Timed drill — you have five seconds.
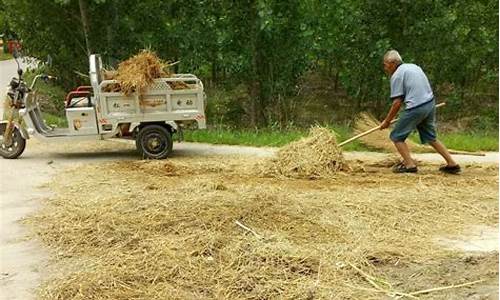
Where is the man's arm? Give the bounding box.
[380,98,403,129]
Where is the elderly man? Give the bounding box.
[380,50,460,174]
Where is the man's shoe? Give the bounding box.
[392,163,418,173]
[439,165,461,174]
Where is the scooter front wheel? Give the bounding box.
[0,127,26,159]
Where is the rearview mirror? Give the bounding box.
[12,49,19,59]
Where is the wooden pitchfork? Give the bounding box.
[338,102,485,156]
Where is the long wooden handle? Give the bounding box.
[338,102,446,147]
[338,124,383,147]
[448,149,486,156]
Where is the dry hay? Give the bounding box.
[26,157,499,299]
[102,50,189,94]
[115,50,165,95]
[364,155,402,168]
[354,112,432,153]
[2,93,10,120]
[363,155,426,168]
[102,69,118,80]
[264,126,349,179]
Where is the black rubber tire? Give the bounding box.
[136,125,173,159]
[0,127,26,159]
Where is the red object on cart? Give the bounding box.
[7,40,22,54]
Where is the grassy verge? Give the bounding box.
[184,127,498,152]
[0,51,12,61]
[183,127,378,152]
[437,132,498,152]
[35,112,498,152]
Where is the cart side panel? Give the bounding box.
[98,78,206,130]
[105,95,138,115]
[140,95,168,114]
[171,93,199,111]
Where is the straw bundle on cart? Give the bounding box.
[102,50,189,94]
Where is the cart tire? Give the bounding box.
[136,125,173,159]
[0,127,26,159]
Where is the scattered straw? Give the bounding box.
[25,157,498,299]
[409,279,485,296]
[264,126,348,179]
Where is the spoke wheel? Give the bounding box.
[136,125,173,159]
[0,127,26,159]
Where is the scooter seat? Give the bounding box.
[65,91,91,107]
[68,97,90,107]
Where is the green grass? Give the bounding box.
[37,111,497,152]
[183,127,368,151]
[438,132,498,152]
[183,128,304,147]
[34,116,497,152]
[184,127,498,152]
[42,112,68,128]
[0,51,12,61]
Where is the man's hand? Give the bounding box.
[379,119,391,130]
[380,98,403,130]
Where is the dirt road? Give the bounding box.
[0,140,136,300]
[0,138,498,299]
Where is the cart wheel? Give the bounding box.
[136,125,173,159]
[0,127,26,159]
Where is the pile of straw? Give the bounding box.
[26,158,498,299]
[115,50,166,95]
[265,126,348,179]
[102,50,188,94]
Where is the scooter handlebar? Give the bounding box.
[28,74,59,93]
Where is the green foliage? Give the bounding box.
[205,84,249,127]
[24,68,67,116]
[0,50,11,60]
[1,0,497,128]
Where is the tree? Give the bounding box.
[2,0,497,126]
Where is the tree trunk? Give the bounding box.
[248,0,259,127]
[78,0,92,56]
[334,70,339,92]
[249,81,259,127]
[106,0,119,55]
[211,59,218,83]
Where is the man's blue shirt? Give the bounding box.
[390,63,434,110]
